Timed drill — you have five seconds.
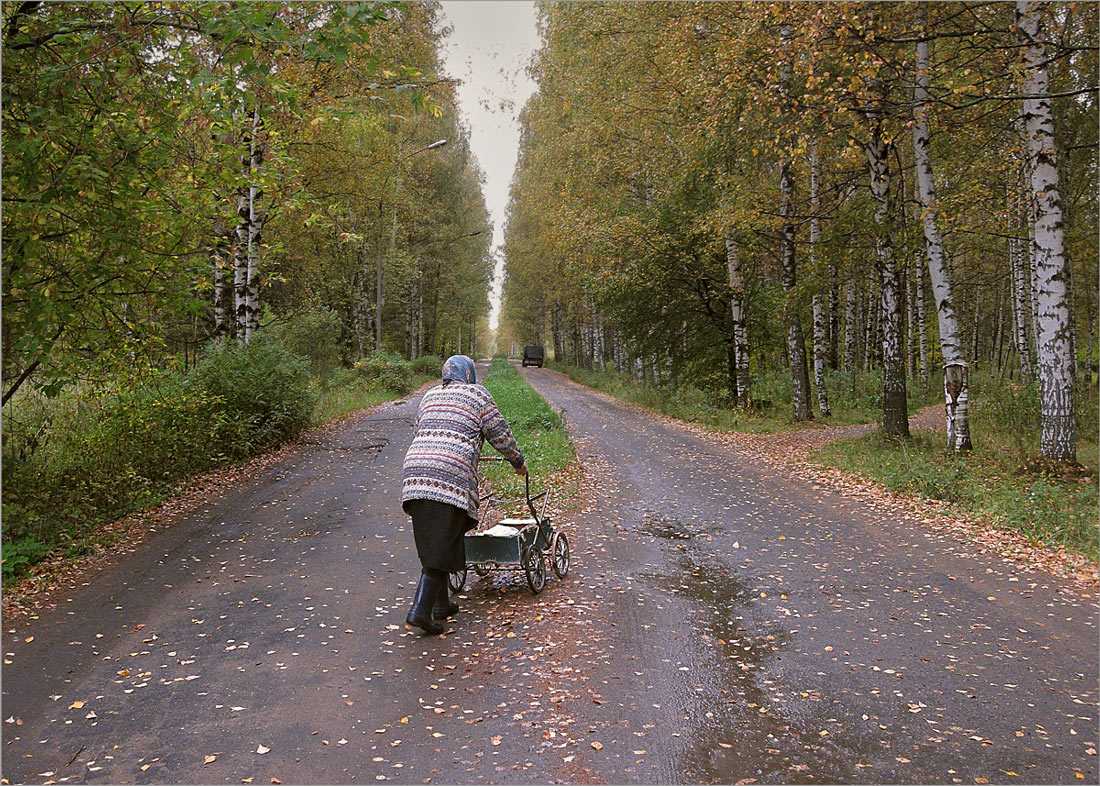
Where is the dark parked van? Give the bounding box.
[522,344,545,368]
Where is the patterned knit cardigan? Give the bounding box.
[401,382,525,521]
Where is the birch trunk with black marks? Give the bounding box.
[809,142,830,416]
[844,273,858,372]
[914,251,929,387]
[779,22,812,421]
[828,258,840,370]
[212,218,233,342]
[1016,0,1076,462]
[863,78,908,437]
[233,117,251,340]
[244,105,264,343]
[913,7,970,451]
[724,229,750,406]
[1010,217,1033,380]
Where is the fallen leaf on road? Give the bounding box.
[256,745,270,755]
[204,756,216,765]
[69,701,85,710]
[591,741,603,750]
[491,736,502,746]
[24,637,33,643]
[718,743,732,749]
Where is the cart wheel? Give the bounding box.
[522,546,546,594]
[448,568,467,593]
[551,532,570,578]
[473,564,491,577]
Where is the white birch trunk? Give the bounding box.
[779,22,812,421]
[1016,0,1076,462]
[724,228,750,406]
[913,6,970,450]
[844,274,858,372]
[809,142,830,417]
[212,218,233,342]
[1010,224,1034,381]
[244,106,264,343]
[915,251,929,386]
[233,144,250,341]
[864,85,908,437]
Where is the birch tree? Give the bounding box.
[1015,0,1076,462]
[912,3,971,451]
[778,21,813,422]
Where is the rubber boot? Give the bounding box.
[406,570,444,635]
[433,580,459,620]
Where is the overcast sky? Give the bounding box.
[437,1,541,331]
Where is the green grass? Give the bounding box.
[814,378,1099,560]
[549,361,943,434]
[311,369,432,425]
[480,357,575,507]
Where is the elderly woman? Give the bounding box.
[401,355,527,634]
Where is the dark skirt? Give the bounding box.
[406,499,473,572]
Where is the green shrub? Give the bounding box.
[192,333,316,457]
[411,354,443,377]
[264,308,343,377]
[354,350,414,394]
[2,371,229,582]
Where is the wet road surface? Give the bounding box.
[516,363,1098,785]
[2,362,1096,784]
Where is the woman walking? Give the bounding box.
[401,355,527,634]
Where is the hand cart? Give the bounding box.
[448,457,570,594]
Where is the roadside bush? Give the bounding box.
[354,350,413,393]
[264,308,342,377]
[192,334,316,457]
[411,354,443,377]
[2,372,227,583]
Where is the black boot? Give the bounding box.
[406,570,444,635]
[433,579,459,620]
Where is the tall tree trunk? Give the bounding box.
[844,272,858,372]
[914,250,929,387]
[779,22,813,421]
[913,4,970,451]
[828,257,840,370]
[244,105,264,343]
[233,110,252,340]
[809,142,830,417]
[863,78,909,437]
[374,198,386,353]
[212,218,233,342]
[724,229,750,406]
[1016,0,1076,462]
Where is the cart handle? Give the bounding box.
[478,456,549,521]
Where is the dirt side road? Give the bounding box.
[3,363,1096,785]
[518,363,1098,784]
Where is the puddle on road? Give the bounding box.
[640,555,877,784]
[640,512,695,540]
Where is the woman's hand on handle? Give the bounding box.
[514,461,528,476]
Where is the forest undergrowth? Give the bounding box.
[1,312,434,587]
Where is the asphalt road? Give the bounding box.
[3,362,1096,785]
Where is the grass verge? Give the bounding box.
[479,357,575,510]
[813,382,1099,560]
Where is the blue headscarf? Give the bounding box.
[441,355,476,384]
